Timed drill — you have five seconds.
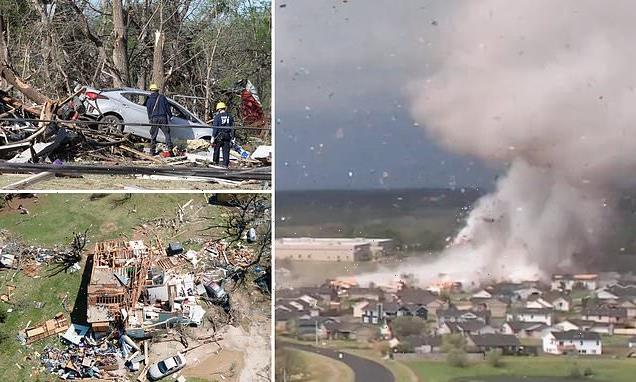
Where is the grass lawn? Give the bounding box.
[0,193,210,246]
[406,356,636,382]
[0,193,232,380]
[0,264,82,381]
[291,348,354,382]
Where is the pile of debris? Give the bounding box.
[9,230,267,380]
[0,88,271,187]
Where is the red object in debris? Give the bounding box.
[240,80,265,127]
[85,91,109,101]
[160,151,172,158]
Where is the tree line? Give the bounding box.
[0,0,270,121]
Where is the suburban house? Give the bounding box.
[506,308,553,326]
[437,307,490,326]
[514,287,544,301]
[322,321,360,340]
[525,296,554,310]
[296,318,335,340]
[596,284,636,302]
[275,309,309,332]
[399,335,443,354]
[396,287,445,317]
[542,330,602,355]
[352,300,370,318]
[551,274,598,291]
[471,297,509,318]
[541,291,572,312]
[361,301,428,324]
[581,305,628,324]
[439,321,496,336]
[343,287,384,301]
[500,321,549,339]
[553,319,614,335]
[466,334,521,355]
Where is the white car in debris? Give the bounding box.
[81,87,212,142]
[147,353,186,381]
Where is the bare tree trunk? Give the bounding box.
[0,14,8,65]
[112,0,129,87]
[0,64,52,105]
[151,29,165,90]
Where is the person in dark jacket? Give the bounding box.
[146,83,173,155]
[212,101,234,167]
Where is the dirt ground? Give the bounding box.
[0,173,267,190]
[147,286,271,382]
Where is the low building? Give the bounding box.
[543,330,602,355]
[275,237,394,262]
[275,238,372,262]
[400,335,443,354]
[467,334,520,355]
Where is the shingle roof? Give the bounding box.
[551,330,600,341]
[457,320,488,332]
[469,334,520,347]
[397,288,439,305]
[503,321,545,332]
[582,305,628,318]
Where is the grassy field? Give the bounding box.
[405,356,636,382]
[0,193,236,381]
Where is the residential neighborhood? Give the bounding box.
[276,271,636,367]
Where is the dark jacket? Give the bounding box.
[212,111,234,140]
[146,92,172,119]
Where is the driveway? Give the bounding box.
[283,342,395,382]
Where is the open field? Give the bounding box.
[276,189,478,250]
[405,356,636,382]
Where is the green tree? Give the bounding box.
[392,316,429,338]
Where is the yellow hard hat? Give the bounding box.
[149,83,159,91]
[216,102,227,110]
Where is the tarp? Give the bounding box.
[240,80,265,126]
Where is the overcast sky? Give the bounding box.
[275,0,500,190]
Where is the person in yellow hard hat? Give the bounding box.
[212,101,234,167]
[146,83,173,155]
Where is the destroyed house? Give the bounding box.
[87,239,150,331]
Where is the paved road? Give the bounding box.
[283,342,395,382]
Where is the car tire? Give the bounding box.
[99,114,125,134]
